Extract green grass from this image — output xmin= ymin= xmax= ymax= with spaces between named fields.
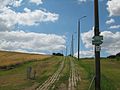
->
xmin=35 ymin=56 xmax=63 ymax=86
xmin=0 ymin=55 xmax=120 ymax=90
xmin=0 ymin=56 xmax=62 ymax=90
xmin=78 ymin=58 xmax=120 ymax=90
xmin=0 ymin=61 xmax=34 ymax=90
xmin=53 ymin=57 xmax=90 ymax=90
xmin=73 ymin=58 xmax=90 ymax=90
xmin=101 ymin=59 xmax=120 ymax=90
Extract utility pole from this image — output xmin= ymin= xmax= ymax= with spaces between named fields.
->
xmin=93 ymin=0 xmax=103 ymax=90
xmin=78 ymin=20 xmax=80 ymax=60
xmin=70 ymin=36 xmax=72 ymax=56
xmin=66 ymin=46 xmax=67 ymax=56
xmin=72 ymin=34 xmax=74 ymax=57
xmin=61 ymin=50 xmax=63 ymax=55
xmin=78 ymin=16 xmax=86 ymax=60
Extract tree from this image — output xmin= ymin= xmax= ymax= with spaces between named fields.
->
xmin=116 ymin=52 xmax=120 ymax=57
xmin=52 ymin=53 xmax=64 ymax=56
xmin=107 ymin=55 xmax=116 ymax=58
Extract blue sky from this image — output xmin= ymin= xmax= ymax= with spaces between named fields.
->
xmin=0 ymin=0 xmax=120 ymax=57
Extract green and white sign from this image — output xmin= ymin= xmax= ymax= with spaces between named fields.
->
xmin=92 ymin=35 xmax=103 ymax=45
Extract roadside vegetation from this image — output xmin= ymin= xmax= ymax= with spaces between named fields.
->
xmin=0 ymin=51 xmax=120 ymax=90
xmin=73 ymin=58 xmax=89 ymax=90
xmin=78 ymin=58 xmax=120 ymax=90
xmin=0 ymin=54 xmax=62 ymax=90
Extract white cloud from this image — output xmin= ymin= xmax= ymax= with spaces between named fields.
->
xmin=0 ymin=0 xmax=61 ymax=55
xmin=13 ymin=0 xmax=23 ymax=7
xmin=81 ymin=27 xmax=120 ymax=55
xmin=107 ymin=0 xmax=120 ymax=16
xmin=74 ymin=50 xmax=94 ymax=58
xmin=16 ymin=8 xmax=59 ymax=25
xmin=109 ymin=25 xmax=120 ymax=29
xmin=0 ymin=18 xmax=14 ymax=31
xmin=78 ymin=0 xmax=86 ymax=3
xmin=0 ymin=7 xmax=59 ymax=31
xmin=81 ymin=27 xmax=94 ymax=48
xmin=0 ymin=31 xmax=66 ymax=53
xmin=30 ymin=0 xmax=43 ymax=5
xmin=0 ymin=0 xmax=59 ymax=31
xmin=106 ymin=18 xmax=115 ymax=25
xmin=0 ymin=0 xmax=23 ymax=8
xmin=24 ymin=8 xmax=31 ymax=12
xmin=0 ymin=0 xmax=12 ymax=8
xmin=101 ymin=31 xmax=120 ymax=55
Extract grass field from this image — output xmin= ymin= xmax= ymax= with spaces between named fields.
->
xmin=0 ymin=51 xmax=120 ymax=90
xmin=0 ymin=51 xmax=50 ymax=68
xmin=78 ymin=58 xmax=120 ymax=90
xmin=0 ymin=55 xmax=62 ymax=90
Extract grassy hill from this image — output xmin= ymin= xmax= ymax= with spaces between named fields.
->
xmin=0 ymin=52 xmax=120 ymax=90
xmin=0 ymin=51 xmax=51 ymax=70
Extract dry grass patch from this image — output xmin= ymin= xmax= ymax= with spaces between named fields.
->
xmin=0 ymin=51 xmax=50 ymax=68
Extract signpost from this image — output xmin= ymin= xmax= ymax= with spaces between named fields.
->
xmin=93 ymin=0 xmax=103 ymax=90
xmin=92 ymin=36 xmax=103 ymax=45
xmin=27 ymin=66 xmax=32 ymax=79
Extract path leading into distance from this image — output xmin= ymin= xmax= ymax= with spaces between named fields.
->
xmin=36 ymin=57 xmax=65 ymax=90
xmin=68 ymin=57 xmax=81 ymax=90
xmin=36 ymin=57 xmax=81 ymax=90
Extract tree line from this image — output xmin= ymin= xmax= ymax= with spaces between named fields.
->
xmin=107 ymin=52 xmax=120 ymax=60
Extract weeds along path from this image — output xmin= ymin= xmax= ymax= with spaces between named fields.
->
xmin=36 ymin=57 xmax=65 ymax=90
xmin=68 ymin=57 xmax=81 ymax=90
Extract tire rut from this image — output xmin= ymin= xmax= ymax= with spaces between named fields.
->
xmin=68 ymin=57 xmax=81 ymax=90
xmin=36 ymin=57 xmax=65 ymax=90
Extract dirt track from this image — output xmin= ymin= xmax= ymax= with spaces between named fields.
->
xmin=68 ymin=57 xmax=81 ymax=90
xmin=36 ymin=57 xmax=65 ymax=90
xmin=36 ymin=57 xmax=81 ymax=90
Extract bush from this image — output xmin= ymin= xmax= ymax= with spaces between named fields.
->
xmin=52 ymin=53 xmax=64 ymax=56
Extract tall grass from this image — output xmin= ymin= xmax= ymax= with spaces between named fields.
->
xmin=78 ymin=59 xmax=117 ymax=90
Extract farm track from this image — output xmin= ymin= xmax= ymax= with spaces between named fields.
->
xmin=36 ymin=57 xmax=65 ymax=90
xmin=68 ymin=57 xmax=81 ymax=90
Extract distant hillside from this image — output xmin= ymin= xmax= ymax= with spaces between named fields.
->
xmin=116 ymin=52 xmax=120 ymax=57
xmin=107 ymin=52 xmax=120 ymax=60
xmin=0 ymin=50 xmax=51 ymax=69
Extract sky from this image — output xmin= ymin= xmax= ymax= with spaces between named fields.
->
xmin=0 ymin=0 xmax=120 ymax=58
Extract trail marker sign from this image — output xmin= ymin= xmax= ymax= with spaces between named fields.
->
xmin=92 ymin=35 xmax=103 ymax=45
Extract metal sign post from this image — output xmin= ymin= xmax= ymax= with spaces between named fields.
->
xmin=27 ymin=66 xmax=32 ymax=79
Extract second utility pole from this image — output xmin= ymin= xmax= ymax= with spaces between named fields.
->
xmin=70 ymin=34 xmax=74 ymax=56
xmin=78 ymin=20 xmax=80 ymax=60
xmin=78 ymin=16 xmax=86 ymax=60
